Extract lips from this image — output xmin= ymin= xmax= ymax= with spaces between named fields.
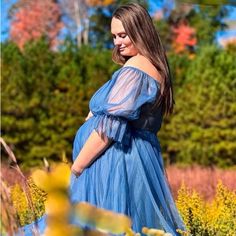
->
xmin=119 ymin=47 xmax=125 ymax=50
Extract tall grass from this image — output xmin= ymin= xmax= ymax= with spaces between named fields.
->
xmin=166 ymin=165 xmax=236 ymax=201
xmin=3 ymin=164 xmax=236 ymax=202
xmin=1 ymin=138 xmax=236 ymax=235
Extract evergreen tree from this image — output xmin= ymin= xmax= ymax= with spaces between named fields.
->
xmin=1 ymin=39 xmax=116 ymax=168
xmin=159 ymin=45 xmax=236 ymax=167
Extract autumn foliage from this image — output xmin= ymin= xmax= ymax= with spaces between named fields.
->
xmin=10 ymin=0 xmax=63 ymax=49
xmin=172 ymin=20 xmax=197 ymax=53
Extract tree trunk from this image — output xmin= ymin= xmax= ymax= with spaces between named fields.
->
xmin=82 ymin=18 xmax=89 ymax=45
xmin=74 ymin=0 xmax=82 ymax=47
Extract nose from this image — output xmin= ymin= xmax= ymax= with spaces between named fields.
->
xmin=114 ymin=37 xmax=122 ymax=46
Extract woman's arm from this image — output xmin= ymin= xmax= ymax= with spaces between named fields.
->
xmin=71 ymin=130 xmax=112 ymax=177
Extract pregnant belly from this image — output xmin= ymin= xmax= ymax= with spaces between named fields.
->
xmin=72 ymin=116 xmax=96 ymax=161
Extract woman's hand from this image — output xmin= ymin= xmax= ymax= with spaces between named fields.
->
xmin=85 ymin=111 xmax=93 ymax=121
xmin=71 ymin=164 xmax=84 ymax=178
xmin=70 ymin=130 xmax=112 ymax=178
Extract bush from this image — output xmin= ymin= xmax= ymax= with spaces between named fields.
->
xmin=1 ymin=40 xmax=117 ymax=168
xmin=177 ymin=182 xmax=236 ymax=236
xmin=159 ymin=45 xmax=236 ymax=167
xmin=10 ymin=178 xmax=46 ymax=226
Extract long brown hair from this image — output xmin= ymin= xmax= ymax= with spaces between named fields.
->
xmin=112 ymin=3 xmax=174 ymax=115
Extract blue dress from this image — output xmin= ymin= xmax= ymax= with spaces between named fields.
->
xmin=70 ymin=66 xmax=185 ymax=235
xmin=20 ymin=66 xmax=185 ymax=235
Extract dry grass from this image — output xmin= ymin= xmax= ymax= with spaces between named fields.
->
xmin=3 ymin=163 xmax=235 ymax=202
xmin=2 ymin=163 xmax=236 ymax=203
xmin=0 ymin=138 xmax=39 ymax=235
xmin=166 ymin=165 xmax=236 ymax=201
xmin=1 ymin=136 xmax=235 ymax=204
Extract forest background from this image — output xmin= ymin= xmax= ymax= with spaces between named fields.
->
xmin=1 ymin=0 xmax=236 ymax=235
xmin=2 ymin=0 xmax=236 ymax=169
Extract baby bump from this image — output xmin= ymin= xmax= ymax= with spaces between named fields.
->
xmin=72 ymin=116 xmax=96 ymax=161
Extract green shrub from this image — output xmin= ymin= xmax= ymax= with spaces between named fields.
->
xmin=159 ymin=45 xmax=236 ymax=167
xmin=1 ymin=40 xmax=117 ymax=168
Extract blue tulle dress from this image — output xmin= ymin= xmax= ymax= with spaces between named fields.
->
xmin=20 ymin=66 xmax=185 ymax=236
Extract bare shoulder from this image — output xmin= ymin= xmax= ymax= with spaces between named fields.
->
xmin=124 ymin=55 xmax=161 ymax=82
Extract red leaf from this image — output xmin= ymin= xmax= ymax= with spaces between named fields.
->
xmin=10 ymin=0 xmax=64 ymax=50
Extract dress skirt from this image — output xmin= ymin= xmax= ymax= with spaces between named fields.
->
xmin=69 ymin=116 xmax=185 ymax=235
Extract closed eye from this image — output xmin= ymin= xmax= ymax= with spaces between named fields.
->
xmin=119 ymin=33 xmax=127 ymax=38
xmin=111 ymin=33 xmax=127 ymax=39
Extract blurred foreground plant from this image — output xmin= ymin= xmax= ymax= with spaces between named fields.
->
xmin=31 ymin=163 xmax=80 ymax=236
xmin=31 ymin=163 xmax=132 ymax=236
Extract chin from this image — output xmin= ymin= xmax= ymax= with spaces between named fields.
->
xmin=120 ymin=51 xmax=135 ymax=57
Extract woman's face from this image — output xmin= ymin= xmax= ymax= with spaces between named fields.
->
xmin=111 ymin=17 xmax=139 ymax=57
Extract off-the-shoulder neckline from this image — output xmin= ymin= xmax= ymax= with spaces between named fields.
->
xmin=117 ymin=66 xmax=161 ymax=86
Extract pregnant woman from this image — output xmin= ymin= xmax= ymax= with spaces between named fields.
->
xmin=22 ymin=3 xmax=185 ymax=236
xmin=70 ymin=3 xmax=185 ymax=235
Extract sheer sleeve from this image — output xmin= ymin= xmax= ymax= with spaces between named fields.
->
xmin=90 ymin=67 xmax=160 ymax=144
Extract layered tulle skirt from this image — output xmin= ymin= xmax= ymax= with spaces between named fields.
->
xmin=69 ymin=116 xmax=185 ymax=235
